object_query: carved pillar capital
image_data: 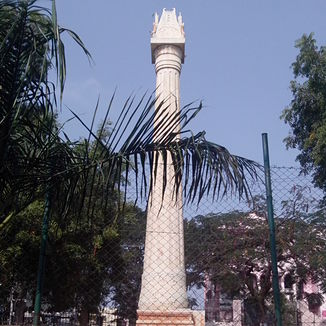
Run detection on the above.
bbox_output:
[153,45,183,73]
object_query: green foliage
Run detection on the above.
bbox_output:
[185,210,271,297]
[0,200,43,315]
[281,33,326,191]
[185,192,326,324]
[279,293,297,326]
[0,184,146,322]
[0,119,146,322]
[306,292,324,311]
[113,205,146,324]
[0,0,92,225]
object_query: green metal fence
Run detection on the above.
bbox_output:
[1,159,325,325]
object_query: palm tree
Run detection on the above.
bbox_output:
[0,0,91,226]
[0,0,261,229]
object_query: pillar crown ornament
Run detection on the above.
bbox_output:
[151,8,185,64]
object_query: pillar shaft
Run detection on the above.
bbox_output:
[138,9,187,311]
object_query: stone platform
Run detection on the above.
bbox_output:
[136,310,205,326]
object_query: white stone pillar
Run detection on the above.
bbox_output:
[138,8,188,311]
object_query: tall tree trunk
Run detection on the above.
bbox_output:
[258,298,267,325]
[79,307,89,326]
[16,299,26,325]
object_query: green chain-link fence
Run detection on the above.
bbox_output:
[1,162,325,325]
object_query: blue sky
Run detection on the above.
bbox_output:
[50,0,326,166]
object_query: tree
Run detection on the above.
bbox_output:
[281,33,326,192]
[0,200,42,324]
[0,141,146,326]
[0,199,116,323]
[0,0,92,227]
[40,125,146,325]
[112,204,146,325]
[185,190,326,325]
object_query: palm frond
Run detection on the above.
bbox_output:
[70,93,262,213]
[0,0,92,224]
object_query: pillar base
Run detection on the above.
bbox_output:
[136,309,205,326]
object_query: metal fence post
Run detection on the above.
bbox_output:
[33,190,51,326]
[262,133,282,326]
